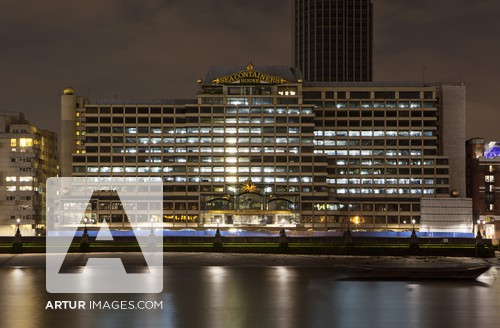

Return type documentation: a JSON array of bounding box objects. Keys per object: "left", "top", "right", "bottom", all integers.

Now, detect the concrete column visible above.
[
  {"left": 441, "top": 84, "right": 466, "bottom": 197},
  {"left": 60, "top": 87, "right": 77, "bottom": 177}
]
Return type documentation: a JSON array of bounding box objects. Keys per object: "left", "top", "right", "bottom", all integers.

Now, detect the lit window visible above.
[
  {"left": 485, "top": 175, "right": 495, "bottom": 183},
  {"left": 19, "top": 177, "right": 33, "bottom": 182},
  {"left": 227, "top": 98, "right": 249, "bottom": 106},
  {"left": 6, "top": 186, "right": 17, "bottom": 192},
  {"left": 6, "top": 176, "right": 16, "bottom": 182},
  {"left": 19, "top": 186, "right": 33, "bottom": 191},
  {"left": 10, "top": 139, "right": 16, "bottom": 147}
]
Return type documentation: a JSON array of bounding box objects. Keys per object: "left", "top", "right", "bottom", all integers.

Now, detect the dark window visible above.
[
  {"left": 349, "top": 91, "right": 370, "bottom": 99},
  {"left": 375, "top": 91, "right": 395, "bottom": 99},
  {"left": 399, "top": 91, "right": 420, "bottom": 99}
]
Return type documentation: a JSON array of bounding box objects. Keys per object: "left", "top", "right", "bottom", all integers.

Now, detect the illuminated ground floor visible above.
[{"left": 83, "top": 210, "right": 425, "bottom": 232}]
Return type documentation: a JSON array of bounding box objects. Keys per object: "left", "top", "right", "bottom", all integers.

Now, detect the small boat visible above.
[{"left": 338, "top": 262, "right": 491, "bottom": 280}]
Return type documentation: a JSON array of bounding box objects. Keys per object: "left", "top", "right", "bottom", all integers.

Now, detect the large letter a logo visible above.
[
  {"left": 46, "top": 177, "right": 163, "bottom": 294},
  {"left": 58, "top": 191, "right": 151, "bottom": 274}
]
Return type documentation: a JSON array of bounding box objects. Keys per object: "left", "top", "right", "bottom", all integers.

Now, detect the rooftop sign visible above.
[
  {"left": 212, "top": 64, "right": 288, "bottom": 85},
  {"left": 485, "top": 142, "right": 500, "bottom": 159}
]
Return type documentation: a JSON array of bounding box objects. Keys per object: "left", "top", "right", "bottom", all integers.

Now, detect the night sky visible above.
[{"left": 1, "top": 0, "right": 499, "bottom": 142}]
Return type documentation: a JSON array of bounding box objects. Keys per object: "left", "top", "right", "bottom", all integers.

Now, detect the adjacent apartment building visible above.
[
  {"left": 0, "top": 112, "right": 58, "bottom": 236},
  {"left": 466, "top": 138, "right": 500, "bottom": 239},
  {"left": 61, "top": 64, "right": 466, "bottom": 231}
]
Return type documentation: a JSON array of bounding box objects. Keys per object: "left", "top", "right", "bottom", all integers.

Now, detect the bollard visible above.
[
  {"left": 475, "top": 233, "right": 485, "bottom": 258},
  {"left": 80, "top": 228, "right": 90, "bottom": 252},
  {"left": 409, "top": 229, "right": 420, "bottom": 255},
  {"left": 213, "top": 228, "right": 223, "bottom": 250},
  {"left": 344, "top": 229, "right": 353, "bottom": 255},
  {"left": 279, "top": 228, "right": 288, "bottom": 251}
]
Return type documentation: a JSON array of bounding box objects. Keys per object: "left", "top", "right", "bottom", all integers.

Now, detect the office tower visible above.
[
  {"left": 0, "top": 112, "right": 58, "bottom": 235},
  {"left": 293, "top": 0, "right": 373, "bottom": 82}
]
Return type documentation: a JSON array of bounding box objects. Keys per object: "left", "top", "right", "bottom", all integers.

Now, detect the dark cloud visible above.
[{"left": 0, "top": 0, "right": 499, "bottom": 141}]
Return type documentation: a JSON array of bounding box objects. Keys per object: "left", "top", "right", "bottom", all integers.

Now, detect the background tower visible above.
[{"left": 293, "top": 0, "right": 373, "bottom": 82}]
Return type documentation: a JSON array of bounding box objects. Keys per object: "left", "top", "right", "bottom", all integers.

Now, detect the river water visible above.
[{"left": 0, "top": 266, "right": 499, "bottom": 328}]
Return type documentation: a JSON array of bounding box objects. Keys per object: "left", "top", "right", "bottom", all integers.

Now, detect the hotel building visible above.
[
  {"left": 466, "top": 138, "right": 500, "bottom": 240},
  {"left": 62, "top": 64, "right": 465, "bottom": 231},
  {"left": 0, "top": 112, "right": 58, "bottom": 235}
]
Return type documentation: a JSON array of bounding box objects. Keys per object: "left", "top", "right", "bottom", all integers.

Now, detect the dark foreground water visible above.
[{"left": 1, "top": 266, "right": 499, "bottom": 328}]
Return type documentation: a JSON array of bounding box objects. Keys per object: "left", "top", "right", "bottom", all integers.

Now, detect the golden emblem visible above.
[{"left": 241, "top": 179, "right": 258, "bottom": 193}]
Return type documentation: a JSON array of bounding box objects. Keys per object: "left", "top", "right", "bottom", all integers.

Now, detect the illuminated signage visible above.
[{"left": 212, "top": 63, "right": 287, "bottom": 85}]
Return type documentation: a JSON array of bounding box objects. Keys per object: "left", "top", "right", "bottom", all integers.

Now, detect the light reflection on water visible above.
[{"left": 0, "top": 267, "right": 498, "bottom": 328}]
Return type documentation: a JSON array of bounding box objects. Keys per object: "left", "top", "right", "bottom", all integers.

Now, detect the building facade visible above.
[
  {"left": 293, "top": 0, "right": 373, "bottom": 82},
  {"left": 466, "top": 138, "right": 500, "bottom": 240},
  {"left": 62, "top": 64, "right": 466, "bottom": 231},
  {"left": 0, "top": 112, "right": 58, "bottom": 236}
]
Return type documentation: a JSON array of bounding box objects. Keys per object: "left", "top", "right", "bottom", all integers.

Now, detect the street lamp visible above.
[
  {"left": 83, "top": 217, "right": 88, "bottom": 234},
  {"left": 411, "top": 219, "right": 416, "bottom": 233},
  {"left": 216, "top": 218, "right": 221, "bottom": 229},
  {"left": 477, "top": 219, "right": 481, "bottom": 237},
  {"left": 13, "top": 217, "right": 22, "bottom": 249},
  {"left": 16, "top": 218, "right": 21, "bottom": 236},
  {"left": 150, "top": 217, "right": 155, "bottom": 234}
]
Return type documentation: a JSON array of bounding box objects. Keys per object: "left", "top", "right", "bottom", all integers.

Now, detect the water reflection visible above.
[{"left": 0, "top": 267, "right": 498, "bottom": 328}]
